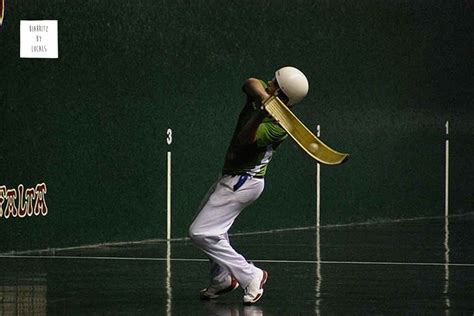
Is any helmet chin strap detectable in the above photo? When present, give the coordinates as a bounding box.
[275,90,290,106]
[269,76,291,107]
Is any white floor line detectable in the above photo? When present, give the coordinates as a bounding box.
[1,254,473,268]
[0,226,331,256]
[3,213,473,256]
[256,259,474,268]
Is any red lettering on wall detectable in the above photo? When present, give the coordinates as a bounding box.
[18,185,27,218]
[5,189,18,218]
[0,186,5,218]
[34,183,48,216]
[25,188,35,216]
[0,183,48,220]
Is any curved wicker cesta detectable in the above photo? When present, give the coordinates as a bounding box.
[263,96,349,166]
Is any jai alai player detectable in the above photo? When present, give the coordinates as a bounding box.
[189,66,309,304]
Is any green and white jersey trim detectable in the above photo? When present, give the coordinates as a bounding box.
[253,145,273,175]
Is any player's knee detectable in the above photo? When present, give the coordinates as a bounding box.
[189,225,216,246]
[189,225,205,245]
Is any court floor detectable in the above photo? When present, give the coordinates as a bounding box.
[1,214,473,315]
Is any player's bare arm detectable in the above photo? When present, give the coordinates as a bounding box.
[236,110,267,145]
[236,78,273,144]
[243,78,272,103]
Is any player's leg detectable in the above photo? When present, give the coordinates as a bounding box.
[200,260,239,299]
[208,232,231,280]
[189,175,266,300]
[191,177,236,297]
[200,233,239,299]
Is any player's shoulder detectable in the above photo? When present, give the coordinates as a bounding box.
[256,119,288,147]
[261,118,287,136]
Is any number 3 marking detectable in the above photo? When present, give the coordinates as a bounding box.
[167,128,173,145]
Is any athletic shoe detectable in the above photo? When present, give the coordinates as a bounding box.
[200,275,239,300]
[243,270,268,304]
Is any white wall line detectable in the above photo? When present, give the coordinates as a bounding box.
[167,151,172,240]
[445,121,449,217]
[316,124,321,228]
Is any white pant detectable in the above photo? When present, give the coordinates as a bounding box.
[189,174,265,288]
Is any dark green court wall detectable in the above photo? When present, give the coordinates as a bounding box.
[1,0,472,252]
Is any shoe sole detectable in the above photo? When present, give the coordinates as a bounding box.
[200,278,239,300]
[243,270,268,305]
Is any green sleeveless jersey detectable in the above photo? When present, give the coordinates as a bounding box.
[222,80,288,177]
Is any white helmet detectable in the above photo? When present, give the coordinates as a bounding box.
[274,66,309,106]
